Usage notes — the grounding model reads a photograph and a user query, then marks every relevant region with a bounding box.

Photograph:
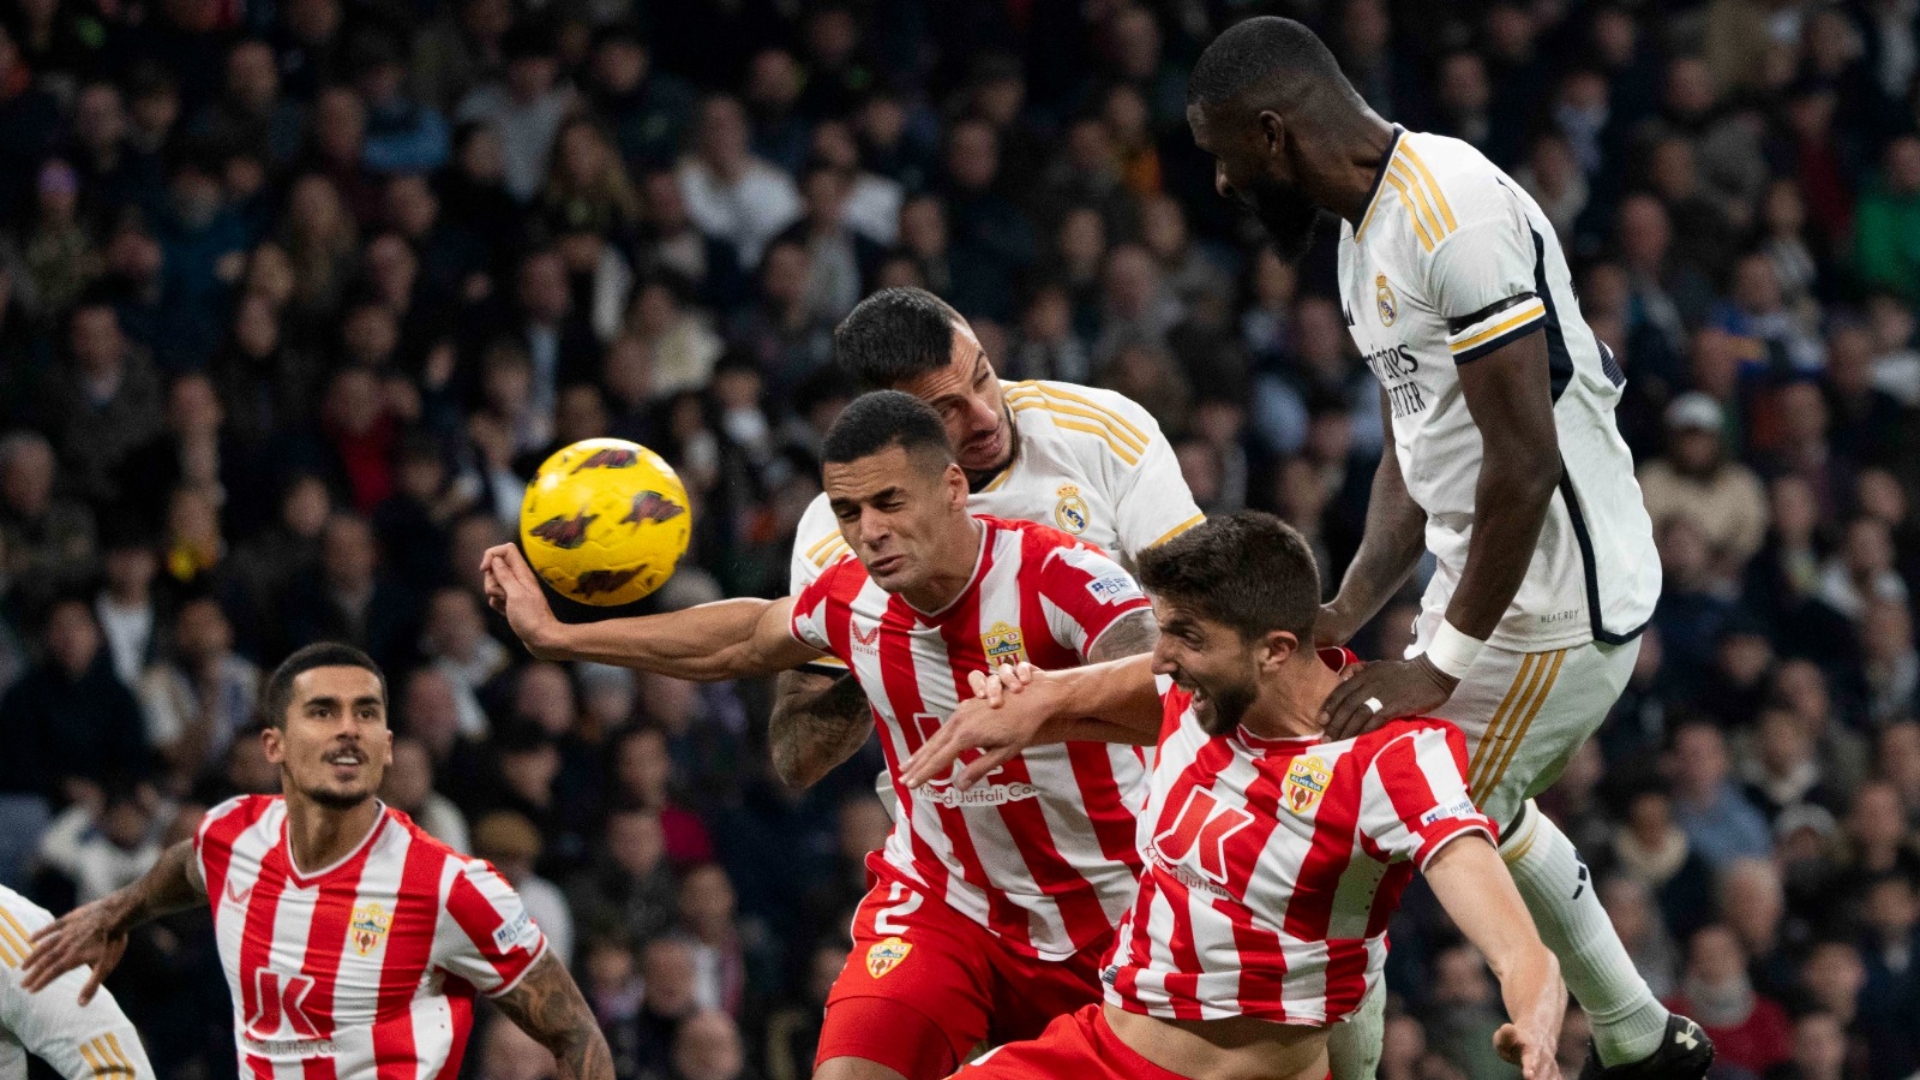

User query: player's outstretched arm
[768,669,875,790]
[1320,390,1428,646]
[491,952,615,1080]
[22,840,205,1004]
[899,654,1161,791]
[481,544,821,680]
[1425,836,1565,1080]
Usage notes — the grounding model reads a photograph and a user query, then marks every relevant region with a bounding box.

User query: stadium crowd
[0,0,1919,1078]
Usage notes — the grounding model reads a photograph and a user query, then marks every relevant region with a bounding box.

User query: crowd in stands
[2,0,1920,1078]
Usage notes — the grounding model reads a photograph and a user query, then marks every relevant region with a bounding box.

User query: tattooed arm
[492,952,614,1080]
[768,669,874,790]
[1087,608,1159,663]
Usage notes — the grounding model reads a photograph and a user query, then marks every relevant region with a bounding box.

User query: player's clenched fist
[481,544,563,658]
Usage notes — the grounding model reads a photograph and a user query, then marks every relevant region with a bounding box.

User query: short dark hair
[821,390,954,468]
[1136,511,1320,642]
[1187,16,1357,111]
[833,287,965,388]
[262,643,387,729]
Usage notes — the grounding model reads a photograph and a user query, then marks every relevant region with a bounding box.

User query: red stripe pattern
[789,515,1153,960]
[1105,651,1495,1023]
[198,796,549,1080]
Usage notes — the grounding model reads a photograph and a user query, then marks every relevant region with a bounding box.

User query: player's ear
[1259,629,1300,671]
[944,462,967,507]
[1258,109,1286,162]
[260,723,285,764]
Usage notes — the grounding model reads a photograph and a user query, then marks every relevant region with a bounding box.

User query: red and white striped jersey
[789,515,1154,961]
[194,796,548,1080]
[1105,650,1495,1024]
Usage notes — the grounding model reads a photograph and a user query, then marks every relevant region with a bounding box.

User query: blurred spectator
[93,535,159,687]
[381,735,469,853]
[36,783,165,904]
[138,597,260,788]
[1600,875,1680,999]
[1669,723,1776,868]
[472,809,573,968]
[1637,393,1768,588]
[671,1010,750,1080]
[1421,944,1509,1080]
[635,935,703,1077]
[1609,786,1717,939]
[1666,924,1792,1073]
[571,805,676,946]
[677,96,801,269]
[0,598,152,801]
[1855,136,1920,301]
[420,586,508,737]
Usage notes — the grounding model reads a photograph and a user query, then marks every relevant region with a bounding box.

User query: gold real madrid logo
[1283,756,1333,815]
[1054,484,1089,534]
[981,621,1027,666]
[866,936,912,978]
[1375,274,1397,326]
[350,902,392,956]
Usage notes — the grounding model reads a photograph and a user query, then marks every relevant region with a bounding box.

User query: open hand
[900,662,1051,791]
[1318,656,1457,740]
[21,899,130,1004]
[480,544,563,658]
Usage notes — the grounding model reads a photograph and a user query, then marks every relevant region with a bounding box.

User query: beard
[1243,175,1327,262]
[1193,675,1259,736]
[305,783,377,810]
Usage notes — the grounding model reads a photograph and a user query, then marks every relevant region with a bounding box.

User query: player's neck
[901,515,986,614]
[1241,659,1344,741]
[1327,112,1400,226]
[282,791,384,877]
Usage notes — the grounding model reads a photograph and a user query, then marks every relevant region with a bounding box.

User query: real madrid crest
[1375,274,1397,326]
[1054,484,1089,534]
[1282,756,1333,815]
[350,902,392,956]
[866,936,912,978]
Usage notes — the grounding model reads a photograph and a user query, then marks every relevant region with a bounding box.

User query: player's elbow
[1483,446,1561,508]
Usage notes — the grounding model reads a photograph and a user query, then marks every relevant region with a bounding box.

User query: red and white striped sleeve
[1034,543,1152,661]
[438,858,548,996]
[1356,723,1496,869]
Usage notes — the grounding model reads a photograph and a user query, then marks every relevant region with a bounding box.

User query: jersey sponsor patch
[1283,756,1333,815]
[492,907,538,952]
[982,621,1027,666]
[1420,798,1480,827]
[1086,574,1142,605]
[1054,484,1090,534]
[350,902,392,956]
[865,936,912,978]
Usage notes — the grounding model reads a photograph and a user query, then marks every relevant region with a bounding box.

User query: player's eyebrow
[352,696,384,710]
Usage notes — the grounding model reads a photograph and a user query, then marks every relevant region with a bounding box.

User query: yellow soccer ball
[519,439,692,606]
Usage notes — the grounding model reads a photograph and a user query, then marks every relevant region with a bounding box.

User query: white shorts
[1413,633,1641,830]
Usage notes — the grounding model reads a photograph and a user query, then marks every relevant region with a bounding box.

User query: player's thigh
[1436,640,1638,828]
[983,931,1110,1045]
[818,879,995,1080]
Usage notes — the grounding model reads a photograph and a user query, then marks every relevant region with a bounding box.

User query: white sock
[1501,801,1669,1067]
[1327,980,1386,1080]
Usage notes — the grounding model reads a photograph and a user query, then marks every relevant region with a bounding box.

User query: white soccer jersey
[789,516,1154,960]
[789,380,1203,598]
[1105,651,1495,1023]
[0,886,154,1080]
[194,797,548,1080]
[1338,127,1660,651]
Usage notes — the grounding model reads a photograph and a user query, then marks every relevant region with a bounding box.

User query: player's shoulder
[1362,129,1519,255]
[985,514,1115,567]
[200,793,282,841]
[1351,715,1469,763]
[0,883,51,936]
[1003,380,1163,470]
